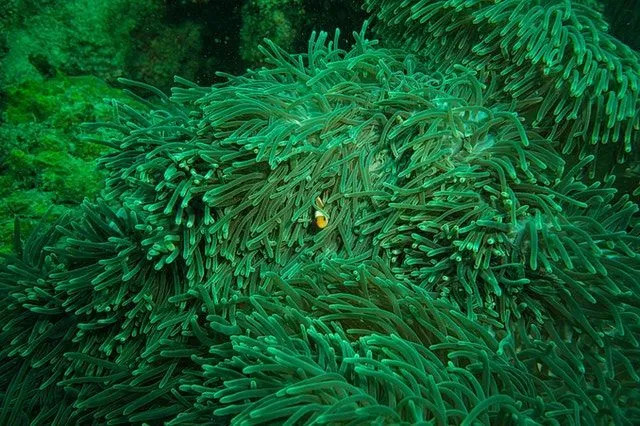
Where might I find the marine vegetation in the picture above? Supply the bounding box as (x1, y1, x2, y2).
(0, 75, 133, 256)
(1, 2, 639, 425)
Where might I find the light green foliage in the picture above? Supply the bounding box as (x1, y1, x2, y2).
(0, 75, 131, 255)
(0, 19, 639, 426)
(6, 75, 117, 136)
(364, 0, 640, 172)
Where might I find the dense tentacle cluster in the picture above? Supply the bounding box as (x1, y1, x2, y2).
(186, 259, 572, 425)
(1, 17, 639, 426)
(364, 0, 640, 170)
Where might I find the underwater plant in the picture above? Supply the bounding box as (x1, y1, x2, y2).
(1, 10, 639, 426)
(0, 75, 134, 256)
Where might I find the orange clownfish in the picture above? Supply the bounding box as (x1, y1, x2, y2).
(314, 195, 328, 229)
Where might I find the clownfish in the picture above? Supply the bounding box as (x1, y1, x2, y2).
(314, 195, 328, 229)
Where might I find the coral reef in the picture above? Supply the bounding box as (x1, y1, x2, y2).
(0, 0, 205, 91)
(1, 14, 639, 423)
(0, 75, 136, 255)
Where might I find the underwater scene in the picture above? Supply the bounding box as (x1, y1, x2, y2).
(1, 0, 639, 424)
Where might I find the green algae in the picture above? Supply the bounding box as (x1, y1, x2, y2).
(0, 75, 135, 255)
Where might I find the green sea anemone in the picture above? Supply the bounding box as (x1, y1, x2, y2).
(364, 0, 640, 175)
(1, 19, 639, 425)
